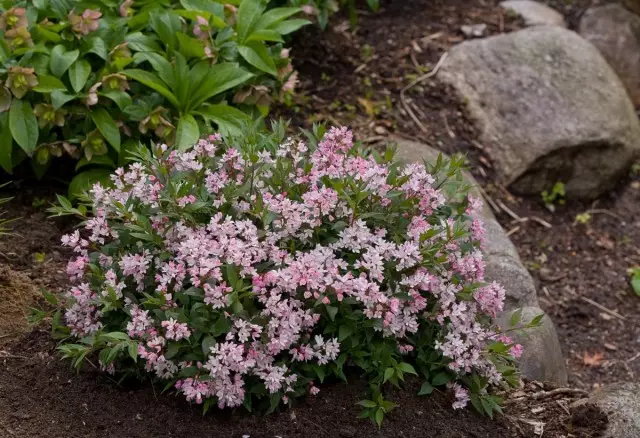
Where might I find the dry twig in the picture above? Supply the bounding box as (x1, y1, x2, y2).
(400, 52, 449, 134)
(580, 296, 625, 321)
(506, 387, 588, 404)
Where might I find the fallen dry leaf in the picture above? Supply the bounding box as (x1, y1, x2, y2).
(582, 351, 605, 367)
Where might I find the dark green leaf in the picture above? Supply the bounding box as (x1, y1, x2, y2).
(246, 29, 283, 43)
(122, 69, 179, 108)
(180, 0, 224, 15)
(201, 335, 216, 355)
(9, 100, 38, 156)
(100, 90, 132, 111)
(75, 154, 116, 171)
(186, 63, 253, 111)
(85, 37, 108, 60)
(632, 274, 640, 296)
(238, 43, 277, 76)
(254, 7, 301, 29)
(68, 59, 91, 93)
(175, 114, 200, 151)
(357, 400, 376, 408)
(149, 10, 181, 49)
(50, 45, 79, 77)
(418, 382, 434, 396)
(338, 324, 352, 342)
(91, 108, 120, 152)
(50, 90, 76, 109)
(125, 32, 162, 52)
(398, 362, 417, 375)
(431, 372, 451, 386)
(509, 308, 523, 327)
(383, 367, 394, 383)
(0, 113, 13, 173)
(132, 52, 174, 87)
(325, 305, 338, 321)
(68, 168, 113, 200)
(176, 32, 206, 59)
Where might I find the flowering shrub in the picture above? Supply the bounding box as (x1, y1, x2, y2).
(0, 0, 307, 192)
(54, 124, 532, 424)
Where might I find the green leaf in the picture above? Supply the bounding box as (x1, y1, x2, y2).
(100, 90, 132, 111)
(510, 308, 523, 327)
(325, 305, 338, 321)
(125, 32, 162, 52)
(186, 63, 253, 112)
(122, 69, 179, 108)
(236, 0, 265, 43)
(68, 168, 113, 200)
(180, 0, 224, 14)
(176, 32, 206, 59)
(338, 324, 352, 342)
(398, 362, 417, 375)
(367, 0, 380, 12)
(91, 108, 120, 152)
(632, 274, 640, 296)
(50, 90, 76, 109)
(34, 25, 62, 43)
(529, 313, 545, 327)
(238, 43, 277, 76)
(201, 335, 216, 355)
(374, 409, 384, 427)
(175, 114, 200, 151)
(356, 400, 376, 408)
(254, 7, 301, 29)
(431, 372, 451, 386)
(269, 19, 311, 35)
(68, 59, 91, 93)
(85, 37, 108, 60)
(33, 75, 66, 93)
(149, 10, 181, 49)
(246, 29, 283, 43)
(128, 341, 138, 361)
(50, 45, 79, 77)
(194, 104, 250, 137)
(9, 100, 38, 156)
(418, 382, 434, 396)
(0, 113, 12, 173)
(75, 154, 116, 171)
(383, 367, 394, 383)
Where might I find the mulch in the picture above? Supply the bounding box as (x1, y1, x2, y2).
(0, 0, 637, 436)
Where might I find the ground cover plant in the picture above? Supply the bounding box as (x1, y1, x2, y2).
(0, 0, 308, 193)
(49, 123, 538, 425)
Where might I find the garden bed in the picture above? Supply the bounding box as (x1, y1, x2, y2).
(0, 0, 637, 437)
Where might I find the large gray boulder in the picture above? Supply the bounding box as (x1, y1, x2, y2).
(437, 26, 640, 199)
(572, 383, 640, 438)
(580, 4, 640, 107)
(500, 1, 566, 27)
(394, 138, 567, 384)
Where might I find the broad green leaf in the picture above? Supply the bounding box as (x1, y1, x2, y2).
(149, 10, 181, 49)
(50, 45, 79, 77)
(357, 400, 377, 408)
(194, 104, 250, 136)
(509, 308, 523, 327)
(34, 24, 62, 43)
(0, 37, 9, 62)
(68, 59, 91, 93)
(68, 168, 113, 200)
(186, 63, 253, 111)
(383, 367, 394, 383)
(398, 362, 417, 375)
(9, 100, 38, 156)
(91, 108, 121, 152)
(270, 19, 311, 35)
(238, 43, 277, 76)
(50, 90, 76, 109)
(179, 0, 224, 15)
(255, 7, 301, 29)
(100, 90, 132, 111)
(236, 0, 265, 43)
(367, 0, 380, 11)
(132, 52, 174, 88)
(85, 36, 108, 59)
(175, 114, 199, 151)
(125, 32, 162, 52)
(122, 69, 179, 108)
(0, 113, 12, 173)
(247, 29, 283, 43)
(176, 32, 206, 59)
(75, 154, 116, 171)
(33, 75, 66, 93)
(338, 324, 352, 342)
(326, 305, 338, 321)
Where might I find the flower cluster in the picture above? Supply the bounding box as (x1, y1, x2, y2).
(59, 126, 521, 415)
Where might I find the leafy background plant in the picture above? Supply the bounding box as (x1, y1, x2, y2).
(0, 0, 309, 196)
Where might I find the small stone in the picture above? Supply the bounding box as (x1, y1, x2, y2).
(135, 413, 143, 421)
(374, 125, 387, 135)
(500, 1, 566, 27)
(461, 23, 487, 38)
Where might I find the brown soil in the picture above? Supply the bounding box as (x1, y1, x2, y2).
(0, 0, 634, 436)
